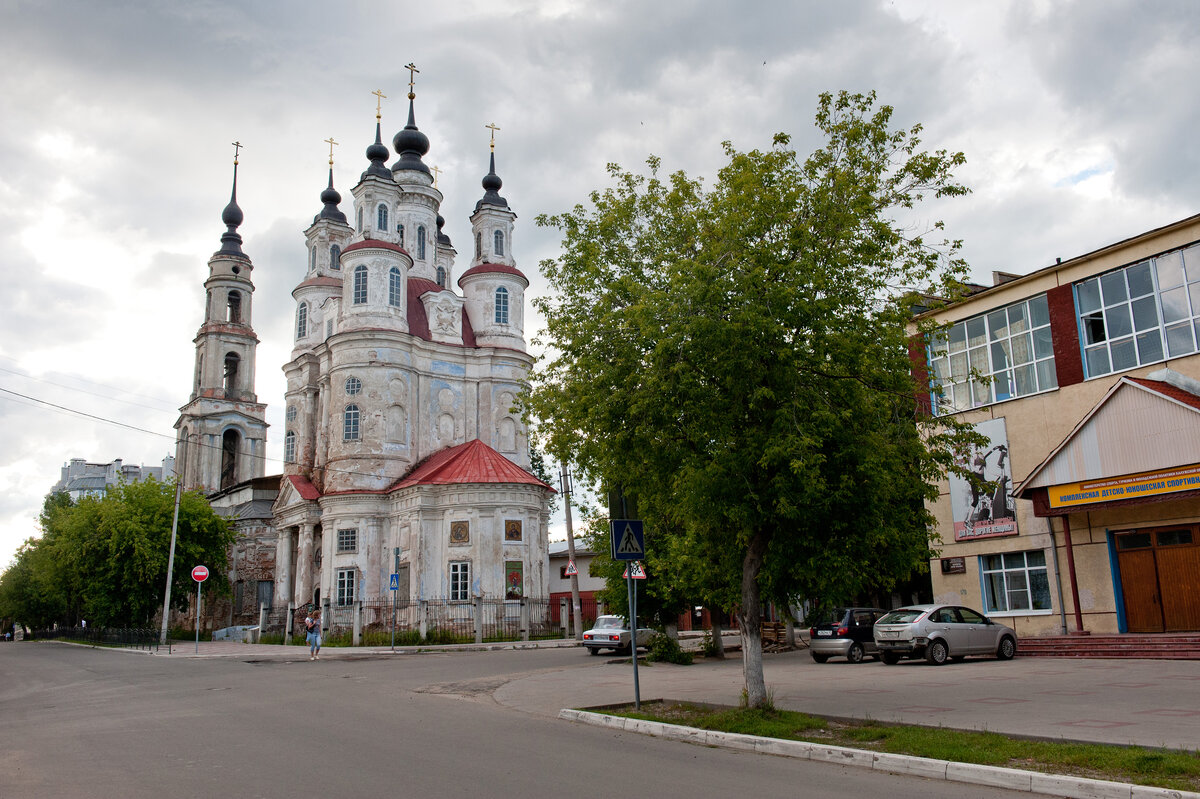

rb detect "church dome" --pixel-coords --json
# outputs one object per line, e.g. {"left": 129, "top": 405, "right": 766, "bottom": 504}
{"left": 391, "top": 99, "right": 431, "bottom": 176}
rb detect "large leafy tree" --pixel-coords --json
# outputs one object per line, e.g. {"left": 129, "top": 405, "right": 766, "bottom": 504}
{"left": 529, "top": 91, "right": 976, "bottom": 707}
{"left": 0, "top": 479, "right": 233, "bottom": 628}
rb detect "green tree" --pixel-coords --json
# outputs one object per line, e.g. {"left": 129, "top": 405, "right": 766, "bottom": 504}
{"left": 528, "top": 91, "right": 977, "bottom": 707}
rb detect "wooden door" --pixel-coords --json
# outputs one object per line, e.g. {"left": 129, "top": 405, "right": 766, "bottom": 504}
{"left": 1155, "top": 533, "right": 1200, "bottom": 632}
{"left": 1118, "top": 547, "right": 1163, "bottom": 633}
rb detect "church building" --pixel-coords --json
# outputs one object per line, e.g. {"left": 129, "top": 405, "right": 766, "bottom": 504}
{"left": 177, "top": 78, "right": 553, "bottom": 625}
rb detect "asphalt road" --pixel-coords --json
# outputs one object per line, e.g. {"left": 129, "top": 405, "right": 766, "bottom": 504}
{"left": 0, "top": 642, "right": 1035, "bottom": 799}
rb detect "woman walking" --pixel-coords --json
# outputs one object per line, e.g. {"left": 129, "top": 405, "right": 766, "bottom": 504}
{"left": 304, "top": 610, "right": 322, "bottom": 660}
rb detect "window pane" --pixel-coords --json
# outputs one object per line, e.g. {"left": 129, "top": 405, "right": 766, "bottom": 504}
{"left": 993, "top": 370, "right": 1013, "bottom": 401}
{"left": 1165, "top": 322, "right": 1196, "bottom": 357}
{"left": 929, "top": 331, "right": 949, "bottom": 358}
{"left": 1030, "top": 570, "right": 1052, "bottom": 610}
{"left": 1100, "top": 270, "right": 1128, "bottom": 305}
{"left": 1127, "top": 261, "right": 1154, "bottom": 297}
{"left": 1118, "top": 532, "right": 1152, "bottom": 549}
{"left": 1008, "top": 303, "right": 1028, "bottom": 334}
{"left": 1011, "top": 332, "right": 1032, "bottom": 364}
{"left": 966, "top": 317, "right": 987, "bottom": 348}
{"left": 991, "top": 340, "right": 1012, "bottom": 370}
{"left": 930, "top": 357, "right": 948, "bottom": 381}
{"left": 968, "top": 346, "right": 989, "bottom": 372}
{"left": 1109, "top": 337, "right": 1137, "bottom": 371}
{"left": 983, "top": 554, "right": 1003, "bottom": 570}
{"left": 1029, "top": 294, "right": 1050, "bottom": 327}
{"left": 1131, "top": 296, "right": 1159, "bottom": 331}
{"left": 1105, "top": 303, "right": 1133, "bottom": 338}
{"left": 1077, "top": 279, "right": 1101, "bottom": 313}
{"left": 1185, "top": 244, "right": 1200, "bottom": 283}
{"left": 1085, "top": 345, "right": 1111, "bottom": 376}
{"left": 988, "top": 309, "right": 1008, "bottom": 340}
{"left": 1033, "top": 326, "right": 1054, "bottom": 359}
{"left": 1003, "top": 552, "right": 1026, "bottom": 569}
{"left": 1036, "top": 359, "right": 1058, "bottom": 390}
{"left": 1136, "top": 329, "right": 1164, "bottom": 363}
{"left": 1007, "top": 580, "right": 1031, "bottom": 611}
{"left": 984, "top": 573, "right": 1006, "bottom": 612}
{"left": 1014, "top": 363, "right": 1036, "bottom": 395}
{"left": 952, "top": 383, "right": 969, "bottom": 411}
{"left": 1190, "top": 282, "right": 1200, "bottom": 316}
{"left": 1156, "top": 251, "right": 1185, "bottom": 290}
{"left": 971, "top": 380, "right": 990, "bottom": 406}
{"left": 1082, "top": 311, "right": 1106, "bottom": 345}
{"left": 948, "top": 323, "right": 967, "bottom": 352}
{"left": 950, "top": 352, "right": 968, "bottom": 381}
{"left": 1161, "top": 286, "right": 1189, "bottom": 323}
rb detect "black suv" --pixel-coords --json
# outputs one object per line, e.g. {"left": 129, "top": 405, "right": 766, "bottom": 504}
{"left": 808, "top": 607, "right": 888, "bottom": 663}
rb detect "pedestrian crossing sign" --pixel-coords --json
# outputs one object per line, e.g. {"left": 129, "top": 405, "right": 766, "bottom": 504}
{"left": 610, "top": 519, "right": 645, "bottom": 561}
{"left": 389, "top": 573, "right": 399, "bottom": 591}
{"left": 564, "top": 560, "right": 578, "bottom": 576}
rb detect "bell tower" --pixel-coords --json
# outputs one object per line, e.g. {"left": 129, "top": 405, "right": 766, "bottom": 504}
{"left": 175, "top": 143, "right": 268, "bottom": 493}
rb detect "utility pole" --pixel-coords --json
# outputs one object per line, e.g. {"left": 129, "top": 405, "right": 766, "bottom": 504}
{"left": 560, "top": 462, "right": 584, "bottom": 641}
{"left": 159, "top": 434, "right": 188, "bottom": 645}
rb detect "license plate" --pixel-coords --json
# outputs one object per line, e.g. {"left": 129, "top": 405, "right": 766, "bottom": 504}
{"left": 817, "top": 630, "right": 833, "bottom": 637}
{"left": 880, "top": 631, "right": 898, "bottom": 639}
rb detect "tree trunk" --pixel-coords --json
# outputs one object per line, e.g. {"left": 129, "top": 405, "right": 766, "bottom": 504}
{"left": 737, "top": 530, "right": 769, "bottom": 708}
{"left": 709, "top": 607, "right": 725, "bottom": 659}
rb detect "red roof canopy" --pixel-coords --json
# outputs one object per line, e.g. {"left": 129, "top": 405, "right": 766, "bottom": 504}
{"left": 390, "top": 438, "right": 553, "bottom": 491}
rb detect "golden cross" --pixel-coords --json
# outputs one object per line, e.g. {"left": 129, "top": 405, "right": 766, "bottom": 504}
{"left": 430, "top": 164, "right": 442, "bottom": 188}
{"left": 404, "top": 62, "right": 419, "bottom": 99}
{"left": 324, "top": 137, "right": 338, "bottom": 166}
{"left": 485, "top": 122, "right": 500, "bottom": 152}
{"left": 231, "top": 141, "right": 243, "bottom": 165}
{"left": 371, "top": 89, "right": 387, "bottom": 121}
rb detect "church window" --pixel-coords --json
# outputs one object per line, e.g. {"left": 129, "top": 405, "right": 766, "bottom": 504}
{"left": 494, "top": 286, "right": 509, "bottom": 324}
{"left": 310, "top": 245, "right": 317, "bottom": 272}
{"left": 417, "top": 226, "right": 426, "bottom": 260}
{"left": 224, "top": 352, "right": 240, "bottom": 395}
{"left": 377, "top": 203, "right": 388, "bottom": 231}
{"left": 284, "top": 431, "right": 295, "bottom": 464}
{"left": 227, "top": 290, "right": 242, "bottom": 323}
{"left": 449, "top": 561, "right": 470, "bottom": 601}
{"left": 286, "top": 404, "right": 297, "bottom": 422}
{"left": 220, "top": 429, "right": 240, "bottom": 489}
{"left": 397, "top": 224, "right": 404, "bottom": 246}
{"left": 353, "top": 265, "right": 368, "bottom": 304}
{"left": 336, "top": 568, "right": 356, "bottom": 606}
{"left": 343, "top": 404, "right": 360, "bottom": 440}
{"left": 330, "top": 244, "right": 341, "bottom": 270}
{"left": 296, "top": 302, "right": 308, "bottom": 339}
{"left": 436, "top": 266, "right": 446, "bottom": 288}
{"left": 337, "top": 528, "right": 357, "bottom": 553}
{"left": 389, "top": 267, "right": 403, "bottom": 307}
{"left": 494, "top": 230, "right": 504, "bottom": 257}
{"left": 344, "top": 376, "right": 362, "bottom": 395}
{"left": 357, "top": 207, "right": 363, "bottom": 232}
{"left": 475, "top": 232, "right": 481, "bottom": 259}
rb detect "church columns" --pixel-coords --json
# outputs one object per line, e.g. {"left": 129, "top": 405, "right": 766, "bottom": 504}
{"left": 295, "top": 523, "right": 316, "bottom": 607}
{"left": 274, "top": 527, "right": 294, "bottom": 607}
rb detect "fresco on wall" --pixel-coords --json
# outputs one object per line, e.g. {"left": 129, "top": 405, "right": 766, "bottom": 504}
{"left": 950, "top": 417, "right": 1019, "bottom": 541}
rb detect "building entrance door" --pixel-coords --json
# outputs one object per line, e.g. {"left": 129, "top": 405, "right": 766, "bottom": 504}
{"left": 1116, "top": 526, "right": 1200, "bottom": 633}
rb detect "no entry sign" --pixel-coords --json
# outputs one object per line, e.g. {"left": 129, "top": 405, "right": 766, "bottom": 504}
{"left": 191, "top": 565, "right": 209, "bottom": 582}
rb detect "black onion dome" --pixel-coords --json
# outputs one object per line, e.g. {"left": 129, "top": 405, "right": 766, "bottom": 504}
{"left": 361, "top": 122, "right": 394, "bottom": 181}
{"left": 315, "top": 168, "right": 347, "bottom": 224}
{"left": 217, "top": 162, "right": 245, "bottom": 255}
{"left": 391, "top": 98, "right": 431, "bottom": 176}
{"left": 474, "top": 151, "right": 509, "bottom": 213}
{"left": 436, "top": 213, "right": 451, "bottom": 245}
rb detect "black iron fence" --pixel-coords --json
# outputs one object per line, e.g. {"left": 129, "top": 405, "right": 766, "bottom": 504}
{"left": 25, "top": 626, "right": 165, "bottom": 652}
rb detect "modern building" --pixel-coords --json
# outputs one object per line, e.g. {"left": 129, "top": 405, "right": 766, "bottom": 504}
{"left": 51, "top": 456, "right": 176, "bottom": 501}
{"left": 917, "top": 213, "right": 1200, "bottom": 637}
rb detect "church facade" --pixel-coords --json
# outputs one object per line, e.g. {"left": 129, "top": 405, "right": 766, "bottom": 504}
{"left": 177, "top": 86, "right": 553, "bottom": 625}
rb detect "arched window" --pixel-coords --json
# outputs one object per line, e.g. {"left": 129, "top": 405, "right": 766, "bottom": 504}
{"left": 389, "top": 267, "right": 402, "bottom": 307}
{"left": 343, "top": 404, "right": 360, "bottom": 441}
{"left": 494, "top": 230, "right": 504, "bottom": 257}
{"left": 227, "top": 290, "right": 242, "bottom": 323}
{"left": 436, "top": 266, "right": 446, "bottom": 288}
{"left": 494, "top": 286, "right": 509, "bottom": 325}
{"left": 357, "top": 207, "right": 363, "bottom": 232}
{"left": 397, "top": 224, "right": 404, "bottom": 246}
{"left": 353, "top": 265, "right": 368, "bottom": 304}
{"left": 417, "top": 226, "right": 426, "bottom": 260}
{"left": 220, "top": 429, "right": 240, "bottom": 489}
{"left": 310, "top": 245, "right": 317, "bottom": 271}
{"left": 224, "top": 352, "right": 240, "bottom": 395}
{"left": 330, "top": 244, "right": 341, "bottom": 270}
{"left": 377, "top": 204, "right": 388, "bottom": 231}
{"left": 284, "top": 431, "right": 296, "bottom": 464}
{"left": 285, "top": 405, "right": 297, "bottom": 422}
{"left": 296, "top": 302, "right": 308, "bottom": 339}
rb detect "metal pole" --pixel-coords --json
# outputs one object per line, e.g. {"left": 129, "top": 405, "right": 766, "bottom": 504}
{"left": 195, "top": 579, "right": 202, "bottom": 654}
{"left": 159, "top": 461, "right": 185, "bottom": 646}
{"left": 392, "top": 548, "right": 398, "bottom": 652}
{"left": 627, "top": 571, "right": 640, "bottom": 710}
{"left": 560, "top": 462, "right": 584, "bottom": 641}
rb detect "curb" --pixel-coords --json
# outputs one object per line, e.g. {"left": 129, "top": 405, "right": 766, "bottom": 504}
{"left": 558, "top": 709, "right": 1200, "bottom": 799}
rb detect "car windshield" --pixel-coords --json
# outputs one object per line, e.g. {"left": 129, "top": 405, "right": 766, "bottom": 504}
{"left": 593, "top": 617, "right": 625, "bottom": 630}
{"left": 818, "top": 608, "right": 850, "bottom": 625}
{"left": 877, "top": 609, "right": 926, "bottom": 625}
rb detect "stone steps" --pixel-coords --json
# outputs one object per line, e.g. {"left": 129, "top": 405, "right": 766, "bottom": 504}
{"left": 1018, "top": 633, "right": 1200, "bottom": 659}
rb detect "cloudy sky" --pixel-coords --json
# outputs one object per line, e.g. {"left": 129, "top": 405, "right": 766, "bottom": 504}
{"left": 1, "top": 0, "right": 1197, "bottom": 568}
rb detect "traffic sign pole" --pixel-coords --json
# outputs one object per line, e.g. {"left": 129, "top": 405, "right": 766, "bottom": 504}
{"left": 627, "top": 571, "right": 641, "bottom": 710}
{"left": 191, "top": 566, "right": 209, "bottom": 654}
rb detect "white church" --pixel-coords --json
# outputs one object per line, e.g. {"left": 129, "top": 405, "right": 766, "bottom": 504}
{"left": 174, "top": 80, "right": 554, "bottom": 624}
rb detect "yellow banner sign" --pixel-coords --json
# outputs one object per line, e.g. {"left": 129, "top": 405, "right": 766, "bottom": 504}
{"left": 1048, "top": 463, "right": 1200, "bottom": 508}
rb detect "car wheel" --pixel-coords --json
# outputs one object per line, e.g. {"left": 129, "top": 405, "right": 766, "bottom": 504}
{"left": 881, "top": 652, "right": 901, "bottom": 665}
{"left": 588, "top": 647, "right": 600, "bottom": 656}
{"left": 811, "top": 653, "right": 829, "bottom": 664}
{"left": 997, "top": 635, "right": 1016, "bottom": 660}
{"left": 846, "top": 642, "right": 865, "bottom": 664}
{"left": 926, "top": 639, "right": 949, "bottom": 665}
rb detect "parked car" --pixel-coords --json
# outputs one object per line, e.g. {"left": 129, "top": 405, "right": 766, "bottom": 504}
{"left": 582, "top": 615, "right": 654, "bottom": 655}
{"left": 873, "top": 604, "right": 1017, "bottom": 665}
{"left": 808, "top": 607, "right": 888, "bottom": 663}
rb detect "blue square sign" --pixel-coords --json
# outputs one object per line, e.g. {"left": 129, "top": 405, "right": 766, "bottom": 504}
{"left": 610, "top": 519, "right": 645, "bottom": 561}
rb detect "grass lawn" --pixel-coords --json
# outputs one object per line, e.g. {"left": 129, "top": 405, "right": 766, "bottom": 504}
{"left": 611, "top": 701, "right": 1200, "bottom": 793}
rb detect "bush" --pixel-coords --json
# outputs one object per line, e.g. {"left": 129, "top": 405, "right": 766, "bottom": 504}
{"left": 645, "top": 632, "right": 693, "bottom": 665}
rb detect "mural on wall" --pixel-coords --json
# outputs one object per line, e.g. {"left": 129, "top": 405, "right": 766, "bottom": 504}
{"left": 505, "top": 560, "right": 523, "bottom": 599}
{"left": 504, "top": 519, "right": 522, "bottom": 541}
{"left": 950, "top": 417, "right": 1019, "bottom": 541}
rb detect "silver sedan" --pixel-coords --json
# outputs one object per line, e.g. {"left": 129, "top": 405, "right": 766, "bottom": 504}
{"left": 582, "top": 615, "right": 654, "bottom": 655}
{"left": 873, "top": 604, "right": 1017, "bottom": 665}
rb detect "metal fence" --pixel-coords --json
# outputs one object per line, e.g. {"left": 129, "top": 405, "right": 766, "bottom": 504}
{"left": 25, "top": 626, "right": 165, "bottom": 652}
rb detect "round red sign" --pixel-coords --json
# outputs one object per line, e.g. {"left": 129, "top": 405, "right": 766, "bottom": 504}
{"left": 191, "top": 565, "right": 209, "bottom": 582}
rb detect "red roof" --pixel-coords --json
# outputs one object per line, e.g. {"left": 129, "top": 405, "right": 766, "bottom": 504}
{"left": 458, "top": 262, "right": 527, "bottom": 285}
{"left": 285, "top": 474, "right": 322, "bottom": 500}
{"left": 406, "top": 278, "right": 477, "bottom": 346}
{"left": 295, "top": 275, "right": 343, "bottom": 290}
{"left": 342, "top": 238, "right": 410, "bottom": 257}
{"left": 1127, "top": 378, "right": 1200, "bottom": 411}
{"left": 389, "top": 439, "right": 553, "bottom": 491}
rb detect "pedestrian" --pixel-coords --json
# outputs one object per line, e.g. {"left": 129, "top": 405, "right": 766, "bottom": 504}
{"left": 304, "top": 611, "right": 322, "bottom": 660}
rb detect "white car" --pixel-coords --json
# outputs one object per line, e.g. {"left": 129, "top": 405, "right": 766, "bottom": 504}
{"left": 582, "top": 615, "right": 654, "bottom": 655}
{"left": 874, "top": 604, "right": 1017, "bottom": 665}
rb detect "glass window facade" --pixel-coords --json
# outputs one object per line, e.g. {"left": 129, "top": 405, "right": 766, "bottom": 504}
{"left": 981, "top": 550, "right": 1051, "bottom": 613}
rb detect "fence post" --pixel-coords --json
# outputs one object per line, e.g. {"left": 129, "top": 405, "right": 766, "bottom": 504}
{"left": 285, "top": 602, "right": 295, "bottom": 644}
{"left": 257, "top": 603, "right": 267, "bottom": 643}
{"left": 520, "top": 597, "right": 530, "bottom": 642}
{"left": 472, "top": 595, "right": 483, "bottom": 644}
{"left": 418, "top": 600, "right": 427, "bottom": 640}
{"left": 560, "top": 598, "right": 569, "bottom": 637}
{"left": 353, "top": 600, "right": 363, "bottom": 646}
